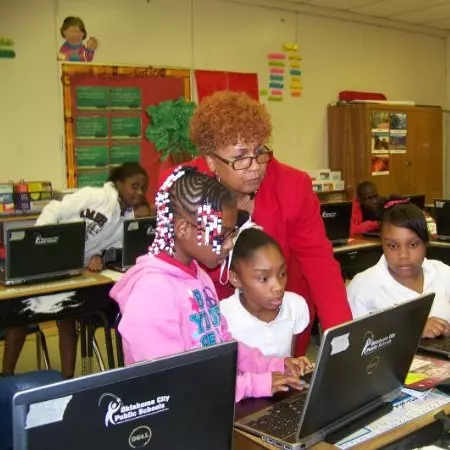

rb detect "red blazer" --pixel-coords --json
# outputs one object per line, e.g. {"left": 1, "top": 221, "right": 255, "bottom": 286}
{"left": 350, "top": 200, "right": 380, "bottom": 236}
{"left": 160, "top": 157, "right": 352, "bottom": 352}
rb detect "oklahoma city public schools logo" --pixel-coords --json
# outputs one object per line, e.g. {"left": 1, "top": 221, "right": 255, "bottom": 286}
{"left": 129, "top": 426, "right": 152, "bottom": 448}
{"left": 361, "top": 331, "right": 396, "bottom": 357}
{"left": 98, "top": 393, "right": 171, "bottom": 427}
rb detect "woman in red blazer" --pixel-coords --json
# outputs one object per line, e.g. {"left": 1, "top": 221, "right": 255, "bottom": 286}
{"left": 160, "top": 91, "right": 352, "bottom": 354}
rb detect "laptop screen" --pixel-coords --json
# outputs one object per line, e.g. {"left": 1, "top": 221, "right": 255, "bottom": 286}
{"left": 6, "top": 222, "right": 85, "bottom": 280}
{"left": 320, "top": 201, "right": 352, "bottom": 243}
{"left": 435, "top": 199, "right": 450, "bottom": 236}
{"left": 122, "top": 217, "right": 156, "bottom": 267}
{"left": 298, "top": 294, "right": 434, "bottom": 438}
{"left": 13, "top": 343, "right": 237, "bottom": 450}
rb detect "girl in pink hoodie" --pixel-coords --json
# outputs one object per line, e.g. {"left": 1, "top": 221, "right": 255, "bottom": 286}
{"left": 110, "top": 166, "right": 312, "bottom": 402}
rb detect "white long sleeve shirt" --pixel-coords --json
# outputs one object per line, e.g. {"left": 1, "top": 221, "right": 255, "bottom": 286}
{"left": 347, "top": 255, "right": 450, "bottom": 322}
{"left": 36, "top": 182, "right": 133, "bottom": 264}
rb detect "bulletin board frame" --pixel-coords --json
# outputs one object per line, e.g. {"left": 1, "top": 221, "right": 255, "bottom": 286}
{"left": 61, "top": 63, "right": 191, "bottom": 190}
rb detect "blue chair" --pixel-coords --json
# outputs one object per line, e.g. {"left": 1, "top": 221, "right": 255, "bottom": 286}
{"left": 0, "top": 370, "right": 63, "bottom": 450}
{"left": 0, "top": 325, "right": 51, "bottom": 372}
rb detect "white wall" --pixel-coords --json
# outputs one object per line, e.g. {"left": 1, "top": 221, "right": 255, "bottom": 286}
{"left": 0, "top": 0, "right": 447, "bottom": 188}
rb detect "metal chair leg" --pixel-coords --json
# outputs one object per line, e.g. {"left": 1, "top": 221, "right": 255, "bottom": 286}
{"left": 35, "top": 328, "right": 51, "bottom": 370}
{"left": 92, "top": 336, "right": 106, "bottom": 372}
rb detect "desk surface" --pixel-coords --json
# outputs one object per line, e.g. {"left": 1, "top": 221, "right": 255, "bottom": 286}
{"left": 333, "top": 238, "right": 381, "bottom": 253}
{"left": 0, "top": 213, "right": 39, "bottom": 223}
{"left": 234, "top": 402, "right": 450, "bottom": 449}
{"left": 0, "top": 270, "right": 112, "bottom": 300}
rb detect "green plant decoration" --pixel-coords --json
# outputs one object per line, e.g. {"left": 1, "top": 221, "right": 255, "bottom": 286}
{"left": 145, "top": 97, "right": 198, "bottom": 162}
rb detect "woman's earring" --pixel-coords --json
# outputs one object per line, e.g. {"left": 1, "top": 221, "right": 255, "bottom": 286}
{"left": 215, "top": 171, "right": 221, "bottom": 182}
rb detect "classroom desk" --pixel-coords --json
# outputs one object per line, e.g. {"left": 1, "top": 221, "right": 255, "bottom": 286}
{"left": 0, "top": 270, "right": 114, "bottom": 374}
{"left": 233, "top": 402, "right": 450, "bottom": 449}
{"left": 333, "top": 238, "right": 382, "bottom": 279}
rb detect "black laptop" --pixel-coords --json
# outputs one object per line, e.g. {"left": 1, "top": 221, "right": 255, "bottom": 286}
{"left": 12, "top": 342, "right": 237, "bottom": 450}
{"left": 434, "top": 199, "right": 450, "bottom": 242}
{"left": 320, "top": 201, "right": 352, "bottom": 246}
{"left": 0, "top": 222, "right": 85, "bottom": 286}
{"left": 235, "top": 293, "right": 434, "bottom": 450}
{"left": 109, "top": 217, "right": 156, "bottom": 272}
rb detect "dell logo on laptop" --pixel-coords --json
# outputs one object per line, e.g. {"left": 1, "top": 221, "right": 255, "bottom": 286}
{"left": 129, "top": 426, "right": 152, "bottom": 448}
{"left": 322, "top": 211, "right": 337, "bottom": 219}
{"left": 35, "top": 235, "right": 59, "bottom": 245}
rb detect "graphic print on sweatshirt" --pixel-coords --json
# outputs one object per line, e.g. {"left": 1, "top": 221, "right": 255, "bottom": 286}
{"left": 80, "top": 208, "right": 108, "bottom": 239}
{"left": 189, "top": 286, "right": 223, "bottom": 349}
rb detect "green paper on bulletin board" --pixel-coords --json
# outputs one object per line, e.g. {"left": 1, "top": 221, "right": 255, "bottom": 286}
{"left": 76, "top": 116, "right": 108, "bottom": 139}
{"left": 111, "top": 87, "right": 142, "bottom": 109}
{"left": 76, "top": 86, "right": 110, "bottom": 109}
{"left": 110, "top": 144, "right": 141, "bottom": 164}
{"left": 77, "top": 170, "right": 109, "bottom": 187}
{"left": 75, "top": 145, "right": 109, "bottom": 168}
{"left": 111, "top": 116, "right": 142, "bottom": 139}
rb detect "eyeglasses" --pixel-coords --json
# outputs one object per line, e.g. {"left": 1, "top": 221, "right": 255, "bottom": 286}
{"left": 187, "top": 221, "right": 239, "bottom": 247}
{"left": 211, "top": 149, "right": 273, "bottom": 171}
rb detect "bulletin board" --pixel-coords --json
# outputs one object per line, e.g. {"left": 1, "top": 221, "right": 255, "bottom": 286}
{"left": 61, "top": 63, "right": 190, "bottom": 203}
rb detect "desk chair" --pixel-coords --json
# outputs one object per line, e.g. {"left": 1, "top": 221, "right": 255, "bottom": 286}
{"left": 0, "top": 369, "right": 63, "bottom": 450}
{"left": 0, "top": 325, "right": 51, "bottom": 373}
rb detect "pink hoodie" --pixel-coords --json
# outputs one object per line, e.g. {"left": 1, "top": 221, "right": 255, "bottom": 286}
{"left": 110, "top": 253, "right": 285, "bottom": 402}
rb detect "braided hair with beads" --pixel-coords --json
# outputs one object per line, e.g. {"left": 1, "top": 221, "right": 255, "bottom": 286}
{"left": 150, "top": 166, "right": 235, "bottom": 256}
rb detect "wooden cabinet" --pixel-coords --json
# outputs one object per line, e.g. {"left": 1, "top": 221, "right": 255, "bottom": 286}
{"left": 327, "top": 103, "right": 443, "bottom": 203}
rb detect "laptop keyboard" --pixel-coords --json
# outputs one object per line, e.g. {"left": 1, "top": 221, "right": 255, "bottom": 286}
{"left": 247, "top": 396, "right": 306, "bottom": 439}
{"left": 424, "top": 338, "right": 450, "bottom": 352}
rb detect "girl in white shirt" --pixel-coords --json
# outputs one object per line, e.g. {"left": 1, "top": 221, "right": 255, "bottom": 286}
{"left": 347, "top": 198, "right": 450, "bottom": 339}
{"left": 220, "top": 227, "right": 310, "bottom": 358}
{"left": 2, "top": 162, "right": 148, "bottom": 378}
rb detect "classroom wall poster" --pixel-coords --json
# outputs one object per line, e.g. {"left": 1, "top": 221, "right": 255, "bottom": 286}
{"left": 371, "top": 155, "right": 389, "bottom": 176}
{"left": 371, "top": 111, "right": 407, "bottom": 155}
{"left": 62, "top": 64, "right": 190, "bottom": 202}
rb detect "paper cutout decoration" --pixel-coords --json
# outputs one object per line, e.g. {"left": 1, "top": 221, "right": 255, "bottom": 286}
{"left": 268, "top": 61, "right": 286, "bottom": 67}
{"left": 266, "top": 42, "right": 304, "bottom": 101}
{"left": 270, "top": 75, "right": 283, "bottom": 81}
{"left": 58, "top": 16, "right": 98, "bottom": 62}
{"left": 267, "top": 53, "right": 286, "bottom": 60}
{"left": 269, "top": 82, "right": 284, "bottom": 89}
{"left": 283, "top": 43, "right": 298, "bottom": 51}
{"left": 270, "top": 68, "right": 284, "bottom": 74}
{"left": 0, "top": 37, "right": 15, "bottom": 58}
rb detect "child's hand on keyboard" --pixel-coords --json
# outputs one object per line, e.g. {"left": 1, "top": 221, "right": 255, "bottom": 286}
{"left": 284, "top": 356, "right": 314, "bottom": 378}
{"left": 271, "top": 372, "right": 305, "bottom": 394}
{"left": 423, "top": 317, "right": 450, "bottom": 339}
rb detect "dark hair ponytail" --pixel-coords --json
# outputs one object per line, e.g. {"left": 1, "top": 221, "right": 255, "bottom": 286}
{"left": 231, "top": 228, "right": 282, "bottom": 269}
{"left": 381, "top": 196, "right": 429, "bottom": 243}
{"left": 108, "top": 162, "right": 148, "bottom": 183}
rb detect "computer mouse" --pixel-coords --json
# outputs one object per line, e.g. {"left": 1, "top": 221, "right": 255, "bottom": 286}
{"left": 436, "top": 378, "right": 450, "bottom": 395}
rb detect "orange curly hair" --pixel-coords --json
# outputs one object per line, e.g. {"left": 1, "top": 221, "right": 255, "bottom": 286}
{"left": 190, "top": 91, "right": 272, "bottom": 153}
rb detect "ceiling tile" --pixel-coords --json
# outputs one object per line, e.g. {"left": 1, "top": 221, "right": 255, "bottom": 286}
{"left": 351, "top": 0, "right": 449, "bottom": 18}
{"left": 422, "top": 16, "right": 450, "bottom": 28}
{"left": 390, "top": 2, "right": 450, "bottom": 23}
{"left": 301, "top": 0, "right": 379, "bottom": 9}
